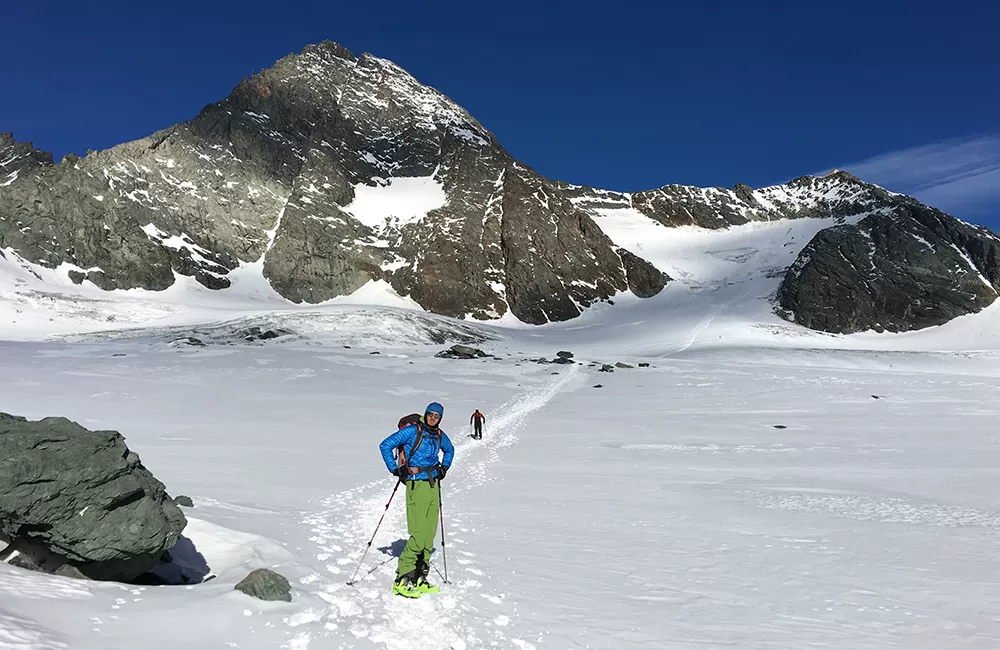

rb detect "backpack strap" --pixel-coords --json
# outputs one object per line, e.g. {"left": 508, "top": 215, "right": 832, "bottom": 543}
{"left": 398, "top": 422, "right": 425, "bottom": 468}
{"left": 410, "top": 422, "right": 425, "bottom": 461}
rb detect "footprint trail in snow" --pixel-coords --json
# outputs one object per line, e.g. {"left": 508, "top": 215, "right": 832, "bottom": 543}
{"left": 291, "top": 366, "right": 582, "bottom": 649}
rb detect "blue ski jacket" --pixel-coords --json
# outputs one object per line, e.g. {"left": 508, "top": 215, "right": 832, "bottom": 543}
{"left": 379, "top": 424, "right": 454, "bottom": 481}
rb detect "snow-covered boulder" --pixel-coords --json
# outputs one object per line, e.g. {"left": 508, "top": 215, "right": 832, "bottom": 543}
{"left": 0, "top": 413, "right": 186, "bottom": 581}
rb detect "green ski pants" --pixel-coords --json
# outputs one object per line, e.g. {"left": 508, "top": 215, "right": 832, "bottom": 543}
{"left": 397, "top": 479, "right": 440, "bottom": 579}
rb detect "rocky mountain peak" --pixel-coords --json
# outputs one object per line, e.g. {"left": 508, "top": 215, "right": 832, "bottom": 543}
{"left": 0, "top": 42, "right": 666, "bottom": 323}
{"left": 0, "top": 133, "right": 53, "bottom": 187}
{"left": 2, "top": 41, "right": 998, "bottom": 334}
{"left": 821, "top": 169, "right": 862, "bottom": 184}
{"left": 303, "top": 40, "right": 357, "bottom": 63}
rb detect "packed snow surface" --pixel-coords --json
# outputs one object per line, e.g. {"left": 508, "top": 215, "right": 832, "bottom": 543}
{"left": 1, "top": 216, "right": 999, "bottom": 649}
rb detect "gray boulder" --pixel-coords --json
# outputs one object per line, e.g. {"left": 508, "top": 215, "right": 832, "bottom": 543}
{"left": 435, "top": 344, "right": 488, "bottom": 359}
{"left": 235, "top": 568, "right": 292, "bottom": 602}
{"left": 0, "top": 413, "right": 186, "bottom": 581}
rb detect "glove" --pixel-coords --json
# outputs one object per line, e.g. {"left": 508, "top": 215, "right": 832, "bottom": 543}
{"left": 437, "top": 465, "right": 448, "bottom": 481}
{"left": 392, "top": 466, "right": 408, "bottom": 479}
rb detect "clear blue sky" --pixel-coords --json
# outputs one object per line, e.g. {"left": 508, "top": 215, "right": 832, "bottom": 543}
{"left": 4, "top": 0, "right": 998, "bottom": 228}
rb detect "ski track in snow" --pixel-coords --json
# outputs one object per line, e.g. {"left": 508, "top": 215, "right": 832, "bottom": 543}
{"left": 674, "top": 284, "right": 752, "bottom": 354}
{"left": 291, "top": 365, "right": 583, "bottom": 650}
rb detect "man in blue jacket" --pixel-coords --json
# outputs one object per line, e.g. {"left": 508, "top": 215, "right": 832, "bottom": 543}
{"left": 379, "top": 401, "right": 454, "bottom": 598}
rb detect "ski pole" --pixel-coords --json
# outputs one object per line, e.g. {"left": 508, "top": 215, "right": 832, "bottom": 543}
{"left": 346, "top": 479, "right": 401, "bottom": 585}
{"left": 438, "top": 482, "right": 449, "bottom": 584}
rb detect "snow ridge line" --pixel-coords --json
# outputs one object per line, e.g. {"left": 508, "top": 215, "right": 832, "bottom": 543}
{"left": 288, "top": 365, "right": 581, "bottom": 650}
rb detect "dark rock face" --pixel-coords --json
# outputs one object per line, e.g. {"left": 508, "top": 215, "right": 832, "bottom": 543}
{"left": 776, "top": 204, "right": 1000, "bottom": 333}
{"left": 0, "top": 41, "right": 663, "bottom": 324}
{"left": 618, "top": 248, "right": 670, "bottom": 298}
{"left": 0, "top": 413, "right": 186, "bottom": 581}
{"left": 235, "top": 568, "right": 292, "bottom": 602}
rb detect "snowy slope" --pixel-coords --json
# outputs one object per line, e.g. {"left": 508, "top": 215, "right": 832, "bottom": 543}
{"left": 7, "top": 201, "right": 1000, "bottom": 353}
{"left": 3, "top": 187, "right": 1000, "bottom": 649}
{"left": 1, "top": 315, "right": 999, "bottom": 649}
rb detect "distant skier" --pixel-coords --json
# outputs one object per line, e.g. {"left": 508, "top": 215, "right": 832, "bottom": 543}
{"left": 378, "top": 402, "right": 454, "bottom": 598}
{"left": 470, "top": 409, "right": 485, "bottom": 440}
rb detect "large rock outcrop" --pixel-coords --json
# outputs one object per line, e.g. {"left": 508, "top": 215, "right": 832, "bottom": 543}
{"left": 0, "top": 413, "right": 186, "bottom": 581}
{"left": 775, "top": 202, "right": 1000, "bottom": 333}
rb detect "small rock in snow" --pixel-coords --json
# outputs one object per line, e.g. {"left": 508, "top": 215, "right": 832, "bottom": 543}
{"left": 234, "top": 568, "right": 292, "bottom": 602}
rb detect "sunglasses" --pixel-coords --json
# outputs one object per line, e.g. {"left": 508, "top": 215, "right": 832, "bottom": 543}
{"left": 425, "top": 412, "right": 442, "bottom": 420}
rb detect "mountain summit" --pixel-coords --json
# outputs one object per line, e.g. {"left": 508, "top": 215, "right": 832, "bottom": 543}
{"left": 1, "top": 41, "right": 998, "bottom": 332}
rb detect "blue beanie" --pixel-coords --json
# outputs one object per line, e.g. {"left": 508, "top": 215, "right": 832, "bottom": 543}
{"left": 425, "top": 402, "right": 444, "bottom": 417}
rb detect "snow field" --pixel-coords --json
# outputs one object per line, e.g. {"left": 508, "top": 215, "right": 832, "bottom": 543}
{"left": 1, "top": 206, "right": 1000, "bottom": 648}
{"left": 2, "top": 330, "right": 999, "bottom": 649}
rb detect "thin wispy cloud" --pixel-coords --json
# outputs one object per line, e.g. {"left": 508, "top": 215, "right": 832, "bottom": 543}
{"left": 827, "top": 134, "right": 1000, "bottom": 220}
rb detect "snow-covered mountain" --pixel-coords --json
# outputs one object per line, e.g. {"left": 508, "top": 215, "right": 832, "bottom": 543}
{"left": 2, "top": 40, "right": 999, "bottom": 334}
{"left": 567, "top": 172, "right": 1000, "bottom": 333}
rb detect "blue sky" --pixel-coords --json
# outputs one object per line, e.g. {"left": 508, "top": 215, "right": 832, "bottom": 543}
{"left": 4, "top": 0, "right": 998, "bottom": 228}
